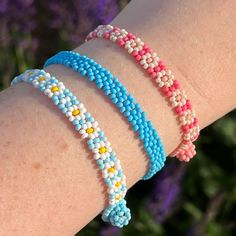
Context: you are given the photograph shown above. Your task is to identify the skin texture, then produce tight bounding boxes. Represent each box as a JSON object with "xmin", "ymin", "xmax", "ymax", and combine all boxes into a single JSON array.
[{"xmin": 0, "ymin": 0, "xmax": 235, "ymax": 235}]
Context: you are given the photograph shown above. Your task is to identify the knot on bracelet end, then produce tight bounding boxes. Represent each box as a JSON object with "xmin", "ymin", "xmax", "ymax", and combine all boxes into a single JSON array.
[
  {"xmin": 102, "ymin": 200, "xmax": 131, "ymax": 228},
  {"xmin": 170, "ymin": 142, "xmax": 197, "ymax": 162}
]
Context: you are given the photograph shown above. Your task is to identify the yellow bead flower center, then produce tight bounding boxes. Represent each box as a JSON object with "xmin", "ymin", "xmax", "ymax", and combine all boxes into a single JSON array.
[
  {"xmin": 108, "ymin": 167, "xmax": 115, "ymax": 173},
  {"xmin": 115, "ymin": 181, "xmax": 121, "ymax": 187},
  {"xmin": 115, "ymin": 195, "xmax": 121, "ymax": 200},
  {"xmin": 99, "ymin": 146, "xmax": 107, "ymax": 154},
  {"xmin": 51, "ymin": 86, "xmax": 59, "ymax": 92},
  {"xmin": 38, "ymin": 76, "xmax": 45, "ymax": 82},
  {"xmin": 86, "ymin": 127, "xmax": 94, "ymax": 134},
  {"xmin": 72, "ymin": 109, "xmax": 80, "ymax": 116}
]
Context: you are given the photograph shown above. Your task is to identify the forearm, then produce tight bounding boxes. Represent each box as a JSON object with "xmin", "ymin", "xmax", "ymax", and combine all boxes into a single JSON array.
[{"xmin": 0, "ymin": 0, "xmax": 235, "ymax": 235}]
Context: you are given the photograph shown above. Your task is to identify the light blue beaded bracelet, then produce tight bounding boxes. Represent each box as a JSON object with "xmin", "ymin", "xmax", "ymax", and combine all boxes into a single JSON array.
[
  {"xmin": 11, "ymin": 69, "xmax": 131, "ymax": 228},
  {"xmin": 44, "ymin": 51, "xmax": 166, "ymax": 180}
]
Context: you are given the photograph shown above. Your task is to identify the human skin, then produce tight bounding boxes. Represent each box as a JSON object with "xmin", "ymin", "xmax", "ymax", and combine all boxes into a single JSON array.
[{"xmin": 0, "ymin": 0, "xmax": 235, "ymax": 235}]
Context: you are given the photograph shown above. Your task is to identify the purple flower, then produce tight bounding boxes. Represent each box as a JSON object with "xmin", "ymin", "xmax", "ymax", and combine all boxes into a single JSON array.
[
  {"xmin": 99, "ymin": 224, "xmax": 121, "ymax": 236},
  {"xmin": 0, "ymin": 0, "xmax": 8, "ymax": 14},
  {"xmin": 95, "ymin": 0, "xmax": 119, "ymax": 24},
  {"xmin": 147, "ymin": 161, "xmax": 186, "ymax": 223}
]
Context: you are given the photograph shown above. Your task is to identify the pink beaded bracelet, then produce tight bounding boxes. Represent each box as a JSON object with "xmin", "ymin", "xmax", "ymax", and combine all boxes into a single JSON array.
[{"xmin": 86, "ymin": 24, "xmax": 200, "ymax": 162}]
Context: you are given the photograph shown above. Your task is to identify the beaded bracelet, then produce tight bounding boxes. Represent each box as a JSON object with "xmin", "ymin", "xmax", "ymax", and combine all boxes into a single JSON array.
[
  {"xmin": 11, "ymin": 69, "xmax": 131, "ymax": 228},
  {"xmin": 44, "ymin": 51, "xmax": 166, "ymax": 180},
  {"xmin": 86, "ymin": 25, "xmax": 200, "ymax": 162}
]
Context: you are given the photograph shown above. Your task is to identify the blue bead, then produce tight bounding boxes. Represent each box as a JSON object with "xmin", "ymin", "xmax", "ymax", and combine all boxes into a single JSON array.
[
  {"xmin": 75, "ymin": 124, "xmax": 81, "ymax": 130},
  {"xmin": 111, "ymin": 97, "xmax": 118, "ymax": 104}
]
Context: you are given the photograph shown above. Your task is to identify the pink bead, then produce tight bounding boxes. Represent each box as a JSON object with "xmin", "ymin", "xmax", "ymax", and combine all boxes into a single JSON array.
[
  {"xmin": 140, "ymin": 50, "xmax": 146, "ymax": 55},
  {"xmin": 182, "ymin": 125, "xmax": 189, "ymax": 133},
  {"xmin": 161, "ymin": 86, "xmax": 169, "ymax": 93},
  {"xmin": 154, "ymin": 66, "xmax": 161, "ymax": 72},
  {"xmin": 147, "ymin": 67, "xmax": 154, "ymax": 73},
  {"xmin": 104, "ymin": 32, "xmax": 110, "ymax": 39},
  {"xmin": 151, "ymin": 72, "xmax": 157, "ymax": 78},
  {"xmin": 135, "ymin": 55, "xmax": 142, "ymax": 61},
  {"xmin": 113, "ymin": 27, "xmax": 120, "ymax": 31},
  {"xmin": 175, "ymin": 106, "xmax": 182, "ymax": 114},
  {"xmin": 118, "ymin": 39, "xmax": 125, "ymax": 47},
  {"xmin": 173, "ymin": 80, "xmax": 180, "ymax": 89},
  {"xmin": 169, "ymin": 85, "xmax": 176, "ymax": 92},
  {"xmin": 166, "ymin": 91, "xmax": 172, "ymax": 97}
]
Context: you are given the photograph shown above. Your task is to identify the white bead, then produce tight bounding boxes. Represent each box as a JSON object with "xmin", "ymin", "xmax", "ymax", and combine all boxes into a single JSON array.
[
  {"xmin": 44, "ymin": 88, "xmax": 50, "ymax": 95},
  {"xmin": 60, "ymin": 98, "xmax": 66, "ymax": 104},
  {"xmin": 140, "ymin": 60, "xmax": 145, "ymax": 65},
  {"xmin": 82, "ymin": 124, "xmax": 88, "ymax": 129},
  {"xmin": 128, "ymin": 48, "xmax": 133, "ymax": 54},
  {"xmin": 149, "ymin": 63, "xmax": 155, "ymax": 68},
  {"xmin": 107, "ymin": 25, "xmax": 113, "ymax": 30},
  {"xmin": 69, "ymin": 116, "xmax": 74, "ymax": 122},
  {"xmin": 109, "ymin": 199, "xmax": 115, "ymax": 205},
  {"xmin": 109, "ymin": 188, "xmax": 114, "ymax": 194},
  {"xmin": 66, "ymin": 96, "xmax": 71, "ymax": 102},
  {"xmin": 109, "ymin": 173, "xmax": 114, "ymax": 178},
  {"xmin": 81, "ymin": 133, "xmax": 88, "ymax": 139},
  {"xmin": 103, "ymin": 172, "xmax": 108, "ymax": 178}
]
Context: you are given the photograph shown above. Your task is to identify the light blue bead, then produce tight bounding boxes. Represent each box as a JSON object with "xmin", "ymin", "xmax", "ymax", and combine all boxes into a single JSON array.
[
  {"xmin": 72, "ymin": 119, "xmax": 79, "ymax": 125},
  {"xmin": 75, "ymin": 124, "xmax": 81, "ymax": 131}
]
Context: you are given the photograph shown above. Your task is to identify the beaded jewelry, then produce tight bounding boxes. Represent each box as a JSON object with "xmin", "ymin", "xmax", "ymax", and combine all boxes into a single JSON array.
[
  {"xmin": 86, "ymin": 24, "xmax": 200, "ymax": 162},
  {"xmin": 44, "ymin": 51, "xmax": 166, "ymax": 180},
  {"xmin": 11, "ymin": 69, "xmax": 131, "ymax": 228}
]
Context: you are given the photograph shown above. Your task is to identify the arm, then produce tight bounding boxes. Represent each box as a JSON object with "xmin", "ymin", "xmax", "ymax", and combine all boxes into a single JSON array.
[{"xmin": 0, "ymin": 0, "xmax": 235, "ymax": 235}]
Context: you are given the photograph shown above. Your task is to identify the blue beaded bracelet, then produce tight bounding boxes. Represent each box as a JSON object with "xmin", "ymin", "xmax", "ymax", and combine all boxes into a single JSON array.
[
  {"xmin": 44, "ymin": 51, "xmax": 166, "ymax": 180},
  {"xmin": 11, "ymin": 69, "xmax": 131, "ymax": 228}
]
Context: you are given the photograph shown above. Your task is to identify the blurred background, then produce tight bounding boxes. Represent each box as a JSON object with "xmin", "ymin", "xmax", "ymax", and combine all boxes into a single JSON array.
[{"xmin": 0, "ymin": 0, "xmax": 235, "ymax": 235}]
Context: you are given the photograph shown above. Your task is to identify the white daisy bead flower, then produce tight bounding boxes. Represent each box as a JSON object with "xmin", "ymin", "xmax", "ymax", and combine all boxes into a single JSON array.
[
  {"xmin": 103, "ymin": 161, "xmax": 118, "ymax": 179},
  {"xmin": 96, "ymin": 27, "xmax": 107, "ymax": 37},
  {"xmin": 140, "ymin": 52, "xmax": 160, "ymax": 69},
  {"xmin": 124, "ymin": 38, "xmax": 144, "ymax": 54},
  {"xmin": 93, "ymin": 141, "xmax": 112, "ymax": 160},
  {"xmin": 79, "ymin": 121, "xmax": 101, "ymax": 139},
  {"xmin": 112, "ymin": 176, "xmax": 126, "ymax": 194},
  {"xmin": 109, "ymin": 30, "xmax": 123, "ymax": 42},
  {"xmin": 32, "ymin": 72, "xmax": 51, "ymax": 88},
  {"xmin": 169, "ymin": 89, "xmax": 187, "ymax": 108},
  {"xmin": 179, "ymin": 110, "xmax": 196, "ymax": 126},
  {"xmin": 65, "ymin": 103, "xmax": 86, "ymax": 122},
  {"xmin": 44, "ymin": 82, "xmax": 65, "ymax": 98},
  {"xmin": 111, "ymin": 177, "xmax": 122, "ymax": 192},
  {"xmin": 155, "ymin": 69, "xmax": 174, "ymax": 88}
]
